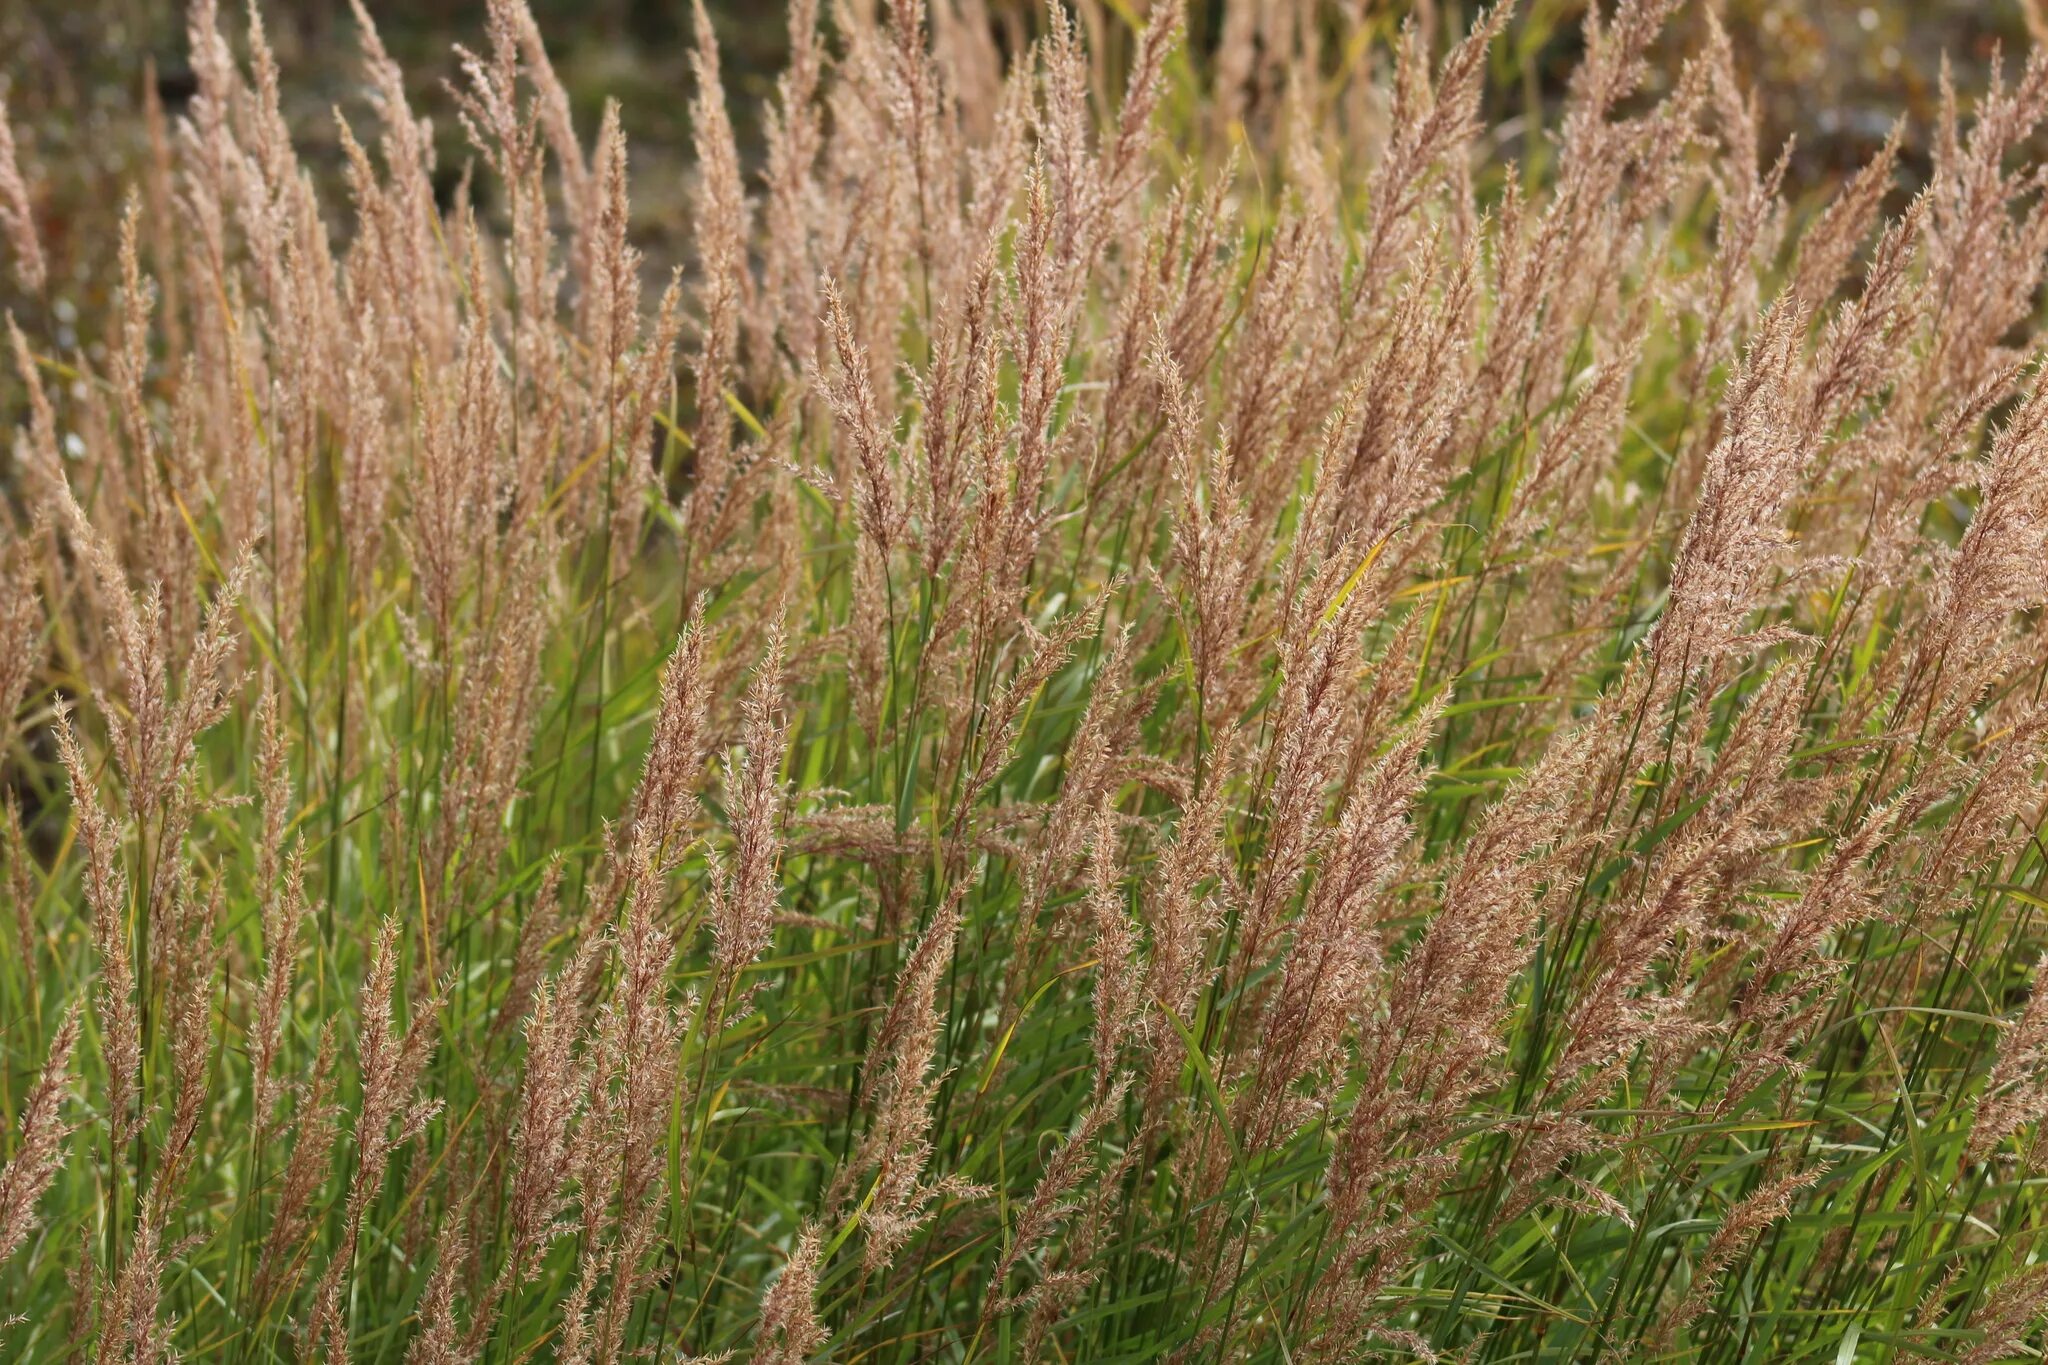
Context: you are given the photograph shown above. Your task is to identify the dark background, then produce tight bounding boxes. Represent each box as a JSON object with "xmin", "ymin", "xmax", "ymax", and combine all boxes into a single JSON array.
[{"xmin": 0, "ymin": 0, "xmax": 2040, "ymax": 333}]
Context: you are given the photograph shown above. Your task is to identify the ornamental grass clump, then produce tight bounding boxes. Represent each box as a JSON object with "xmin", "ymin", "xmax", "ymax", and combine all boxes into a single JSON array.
[{"xmin": 10, "ymin": 0, "xmax": 2048, "ymax": 1359}]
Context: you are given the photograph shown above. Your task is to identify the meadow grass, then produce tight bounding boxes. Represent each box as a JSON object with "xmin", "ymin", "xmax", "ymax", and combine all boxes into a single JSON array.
[{"xmin": 5, "ymin": 1, "xmax": 2048, "ymax": 1360}]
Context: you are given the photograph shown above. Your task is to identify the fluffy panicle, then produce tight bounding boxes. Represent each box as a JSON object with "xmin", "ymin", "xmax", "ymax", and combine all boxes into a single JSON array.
[
  {"xmin": 54, "ymin": 705, "xmax": 143, "ymax": 1154},
  {"xmin": 839, "ymin": 889, "xmax": 971, "ymax": 1271},
  {"xmin": 710, "ymin": 624, "xmax": 791, "ymax": 1005},
  {"xmin": 628, "ymin": 598, "xmax": 711, "ymax": 867},
  {"xmin": 751, "ymin": 1225, "xmax": 825, "ymax": 1365},
  {"xmin": 0, "ymin": 1006, "xmax": 80, "ymax": 1266},
  {"xmin": 0, "ymin": 98, "xmax": 44, "ymax": 292},
  {"xmin": 687, "ymin": 0, "xmax": 747, "ymax": 487},
  {"xmin": 1970, "ymin": 954, "xmax": 2048, "ymax": 1169}
]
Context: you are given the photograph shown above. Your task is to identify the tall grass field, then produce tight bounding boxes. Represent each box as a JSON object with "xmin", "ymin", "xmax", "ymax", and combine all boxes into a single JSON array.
[{"xmin": 7, "ymin": 0, "xmax": 2048, "ymax": 1359}]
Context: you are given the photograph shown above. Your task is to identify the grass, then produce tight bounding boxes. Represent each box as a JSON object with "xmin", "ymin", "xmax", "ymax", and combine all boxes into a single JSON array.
[{"xmin": 5, "ymin": 0, "xmax": 2048, "ymax": 1361}]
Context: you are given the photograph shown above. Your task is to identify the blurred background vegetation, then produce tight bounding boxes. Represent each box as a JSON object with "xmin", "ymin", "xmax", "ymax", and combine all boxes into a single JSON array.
[{"xmin": 0, "ymin": 0, "xmax": 2042, "ymax": 356}]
